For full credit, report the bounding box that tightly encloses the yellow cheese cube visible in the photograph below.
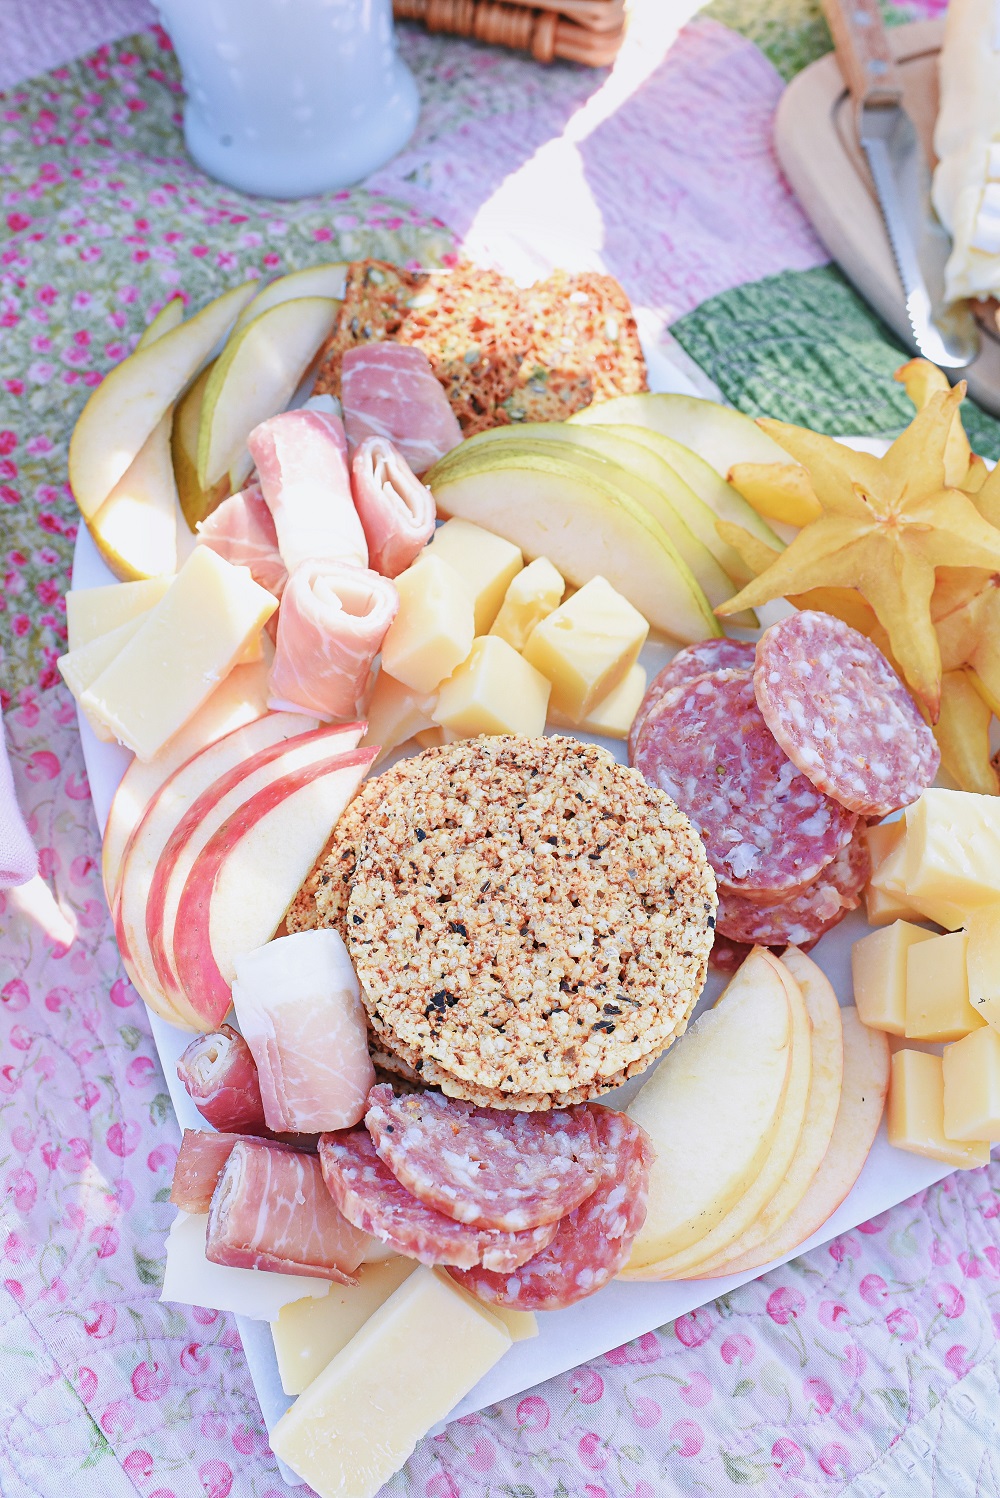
[380,553,476,696]
[427,518,523,634]
[523,575,649,723]
[413,727,458,749]
[66,577,171,651]
[966,905,1000,1032]
[902,788,1000,926]
[942,1025,1000,1142]
[270,1266,511,1498]
[904,931,987,1042]
[888,1049,989,1168]
[434,635,550,738]
[851,920,936,1036]
[549,663,647,741]
[362,670,436,767]
[862,821,923,926]
[273,1258,417,1396]
[80,547,277,761]
[490,556,565,652]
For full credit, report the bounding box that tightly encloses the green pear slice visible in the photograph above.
[570,391,790,475]
[89,410,178,581]
[196,296,340,490]
[230,262,348,338]
[172,361,230,532]
[430,448,720,642]
[69,281,256,520]
[136,295,184,350]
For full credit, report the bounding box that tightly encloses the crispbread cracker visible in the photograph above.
[347,736,715,1104]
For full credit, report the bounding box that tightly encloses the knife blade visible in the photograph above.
[821,0,979,369]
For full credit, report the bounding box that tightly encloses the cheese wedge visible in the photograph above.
[66,578,171,651]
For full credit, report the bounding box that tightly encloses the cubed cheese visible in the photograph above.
[80,548,277,761]
[413,727,458,749]
[427,518,523,634]
[942,1025,1000,1142]
[549,663,647,740]
[273,1258,417,1396]
[902,789,1000,925]
[434,635,550,739]
[863,821,923,926]
[887,1049,990,1168]
[66,577,171,651]
[905,931,987,1042]
[362,670,436,767]
[270,1266,512,1498]
[851,921,936,1036]
[490,556,565,652]
[966,905,1000,1031]
[523,576,649,723]
[380,554,476,696]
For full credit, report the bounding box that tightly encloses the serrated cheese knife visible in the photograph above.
[821,0,979,369]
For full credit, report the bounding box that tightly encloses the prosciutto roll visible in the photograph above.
[248,408,368,573]
[197,485,288,599]
[341,344,462,476]
[176,1024,269,1135]
[205,1137,371,1281]
[351,436,436,579]
[268,559,399,722]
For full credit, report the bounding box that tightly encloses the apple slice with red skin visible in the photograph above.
[114,711,323,1029]
[170,746,377,1027]
[146,722,363,1011]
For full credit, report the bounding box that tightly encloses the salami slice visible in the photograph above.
[449,1106,653,1312]
[715,828,870,949]
[318,1127,557,1271]
[753,611,939,818]
[364,1084,602,1232]
[628,638,755,761]
[709,933,753,975]
[634,668,857,895]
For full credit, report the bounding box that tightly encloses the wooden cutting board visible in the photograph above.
[774,19,1000,417]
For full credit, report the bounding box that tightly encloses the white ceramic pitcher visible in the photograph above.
[155,0,420,198]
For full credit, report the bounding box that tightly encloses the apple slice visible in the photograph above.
[622,948,792,1275]
[89,408,178,581]
[114,711,320,1028]
[712,1008,889,1275]
[172,361,231,532]
[69,280,256,520]
[569,392,790,476]
[146,723,364,1013]
[229,263,347,338]
[429,449,719,643]
[136,295,184,349]
[102,650,274,906]
[691,947,844,1278]
[170,746,377,1027]
[646,949,813,1280]
[196,296,340,493]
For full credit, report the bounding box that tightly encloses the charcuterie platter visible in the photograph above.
[66,261,1000,1494]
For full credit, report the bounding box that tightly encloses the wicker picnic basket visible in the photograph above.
[393,0,626,65]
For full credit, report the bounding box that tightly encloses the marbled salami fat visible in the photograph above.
[628,638,755,761]
[318,1127,557,1271]
[715,828,871,949]
[365,1085,602,1233]
[634,668,857,895]
[753,611,939,818]
[450,1106,653,1312]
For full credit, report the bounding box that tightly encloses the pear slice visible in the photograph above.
[135,295,184,350]
[69,281,257,521]
[89,409,178,581]
[570,391,790,476]
[430,447,719,642]
[196,296,340,492]
[172,361,230,532]
[230,262,348,338]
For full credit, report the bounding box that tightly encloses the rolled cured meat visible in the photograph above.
[351,436,436,579]
[176,1024,269,1135]
[205,1137,371,1281]
[232,930,375,1134]
[197,485,288,599]
[268,559,399,721]
[248,409,368,573]
[341,344,462,475]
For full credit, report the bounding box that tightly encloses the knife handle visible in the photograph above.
[821,0,902,108]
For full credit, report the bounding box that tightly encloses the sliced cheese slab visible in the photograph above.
[273,1258,418,1396]
[160,1211,332,1321]
[58,616,148,742]
[66,577,171,651]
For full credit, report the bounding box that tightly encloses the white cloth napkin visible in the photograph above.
[0,714,37,887]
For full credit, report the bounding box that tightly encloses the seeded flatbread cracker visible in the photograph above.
[312,260,424,398]
[347,736,715,1104]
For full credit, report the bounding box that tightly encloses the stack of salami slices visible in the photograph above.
[631,611,940,963]
[318,1085,653,1311]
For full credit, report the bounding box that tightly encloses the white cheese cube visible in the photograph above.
[490,556,565,652]
[380,553,476,696]
[434,635,550,738]
[548,662,647,740]
[523,575,649,722]
[902,789,1000,923]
